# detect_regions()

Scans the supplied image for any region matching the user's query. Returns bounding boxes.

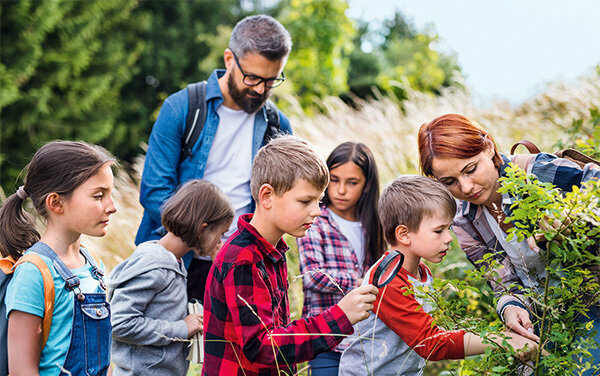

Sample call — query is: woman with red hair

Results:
[418,113,600,372]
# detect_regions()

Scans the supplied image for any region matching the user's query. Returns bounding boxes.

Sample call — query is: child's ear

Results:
[394,225,411,246]
[46,193,64,214]
[257,183,275,209]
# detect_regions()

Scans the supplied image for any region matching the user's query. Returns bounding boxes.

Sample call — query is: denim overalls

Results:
[32,242,111,376]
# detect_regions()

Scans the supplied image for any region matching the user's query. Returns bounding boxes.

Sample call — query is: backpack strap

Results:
[13,254,55,349]
[510,140,541,155]
[510,139,600,170]
[0,256,17,274]
[263,100,281,144]
[181,81,208,162]
[557,148,600,167]
[28,243,81,292]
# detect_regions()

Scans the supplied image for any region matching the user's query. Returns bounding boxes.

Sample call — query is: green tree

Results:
[0,0,144,190]
[115,0,243,164]
[346,10,461,99]
[345,20,382,99]
[277,0,355,107]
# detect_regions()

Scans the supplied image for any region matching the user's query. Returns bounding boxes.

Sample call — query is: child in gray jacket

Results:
[109,180,234,376]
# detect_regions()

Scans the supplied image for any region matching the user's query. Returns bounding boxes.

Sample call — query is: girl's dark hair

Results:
[161,180,234,251]
[0,141,115,259]
[323,142,386,264]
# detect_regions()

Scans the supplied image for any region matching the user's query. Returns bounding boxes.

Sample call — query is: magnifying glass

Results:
[372,250,404,288]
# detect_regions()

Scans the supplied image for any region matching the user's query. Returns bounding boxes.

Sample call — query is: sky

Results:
[347,0,600,106]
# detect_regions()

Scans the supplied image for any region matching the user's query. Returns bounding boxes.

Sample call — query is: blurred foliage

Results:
[115,0,245,164]
[345,10,461,101]
[0,0,459,191]
[555,106,600,160]
[0,0,145,191]
[277,0,355,108]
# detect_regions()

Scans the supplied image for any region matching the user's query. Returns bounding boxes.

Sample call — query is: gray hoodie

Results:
[108,241,190,376]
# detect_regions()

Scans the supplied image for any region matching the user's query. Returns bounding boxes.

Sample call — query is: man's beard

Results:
[228,73,268,114]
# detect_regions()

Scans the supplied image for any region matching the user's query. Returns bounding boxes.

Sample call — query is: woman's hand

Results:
[503,305,539,341]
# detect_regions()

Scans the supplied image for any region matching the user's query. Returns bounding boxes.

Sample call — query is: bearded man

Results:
[136,15,292,300]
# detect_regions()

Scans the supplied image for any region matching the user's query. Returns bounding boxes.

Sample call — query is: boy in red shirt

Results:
[339,175,540,375]
[202,136,379,376]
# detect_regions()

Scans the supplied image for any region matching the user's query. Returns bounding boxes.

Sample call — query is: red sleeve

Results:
[227,261,353,366]
[372,271,465,360]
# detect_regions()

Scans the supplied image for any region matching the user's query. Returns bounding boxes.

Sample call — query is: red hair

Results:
[418,114,503,177]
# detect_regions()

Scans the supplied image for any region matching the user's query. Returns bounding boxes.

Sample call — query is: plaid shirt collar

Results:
[237,213,288,263]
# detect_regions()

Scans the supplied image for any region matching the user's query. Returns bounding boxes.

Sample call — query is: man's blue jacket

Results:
[136,69,292,244]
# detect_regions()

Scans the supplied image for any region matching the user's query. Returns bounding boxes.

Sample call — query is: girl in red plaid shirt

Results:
[297,142,386,375]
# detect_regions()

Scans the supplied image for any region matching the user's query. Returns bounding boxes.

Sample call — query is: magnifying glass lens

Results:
[373,251,404,288]
[377,257,401,286]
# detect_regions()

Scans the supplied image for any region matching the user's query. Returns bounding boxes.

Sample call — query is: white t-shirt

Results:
[203,105,255,236]
[329,210,365,266]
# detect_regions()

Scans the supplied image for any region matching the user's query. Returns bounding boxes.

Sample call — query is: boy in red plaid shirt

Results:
[202,136,379,376]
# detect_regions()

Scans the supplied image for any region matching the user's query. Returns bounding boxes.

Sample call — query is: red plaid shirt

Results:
[296,206,370,352]
[202,214,353,376]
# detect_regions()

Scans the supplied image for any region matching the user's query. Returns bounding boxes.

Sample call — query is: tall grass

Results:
[3,68,598,375]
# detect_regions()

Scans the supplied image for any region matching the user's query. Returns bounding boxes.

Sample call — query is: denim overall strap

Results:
[29,242,81,291]
[79,247,106,291]
[26,242,110,375]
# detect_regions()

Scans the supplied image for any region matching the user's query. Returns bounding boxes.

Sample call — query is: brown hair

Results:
[250,135,329,199]
[418,114,503,178]
[378,175,456,245]
[161,180,234,251]
[0,141,115,259]
[323,142,386,262]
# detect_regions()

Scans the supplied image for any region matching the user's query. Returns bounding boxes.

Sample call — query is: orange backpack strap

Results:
[13,254,55,349]
[0,256,17,274]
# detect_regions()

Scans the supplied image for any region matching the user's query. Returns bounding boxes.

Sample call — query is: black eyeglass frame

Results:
[231,51,286,88]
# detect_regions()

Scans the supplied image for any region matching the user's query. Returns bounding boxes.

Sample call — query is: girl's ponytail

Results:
[0,141,115,259]
[0,188,40,259]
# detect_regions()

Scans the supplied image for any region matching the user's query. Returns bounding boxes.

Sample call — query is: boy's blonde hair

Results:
[251,135,329,199]
[378,175,456,245]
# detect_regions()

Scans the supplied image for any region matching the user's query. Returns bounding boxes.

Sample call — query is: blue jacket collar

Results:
[206,69,226,102]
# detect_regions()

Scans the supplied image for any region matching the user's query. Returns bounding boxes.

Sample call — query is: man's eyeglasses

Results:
[231,51,285,88]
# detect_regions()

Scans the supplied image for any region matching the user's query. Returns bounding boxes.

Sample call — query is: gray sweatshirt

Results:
[108,241,190,376]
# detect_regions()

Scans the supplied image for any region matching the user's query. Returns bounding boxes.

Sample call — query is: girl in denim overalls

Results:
[0,141,117,376]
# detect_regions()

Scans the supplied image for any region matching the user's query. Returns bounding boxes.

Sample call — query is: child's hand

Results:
[184,313,203,338]
[501,331,547,362]
[337,284,379,325]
